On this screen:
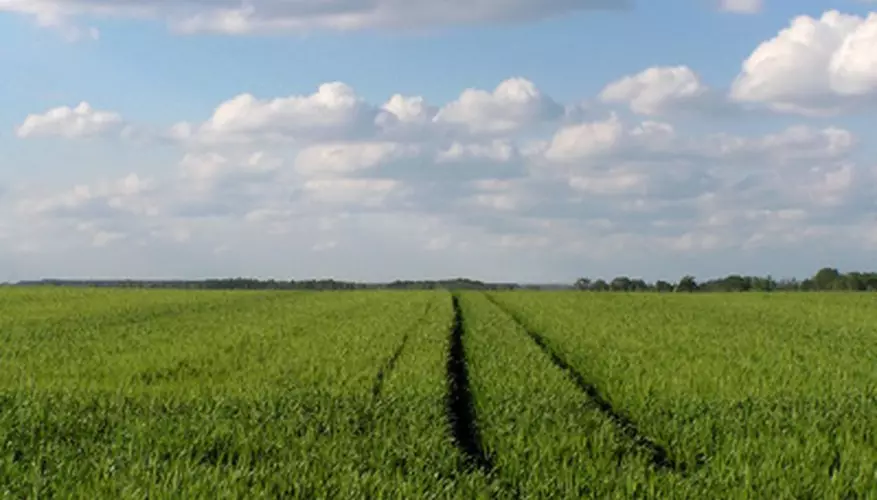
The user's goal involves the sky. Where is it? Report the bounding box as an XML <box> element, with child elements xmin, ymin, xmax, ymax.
<box><xmin>2</xmin><ymin>0</ymin><xmax>877</xmax><ymax>283</ymax></box>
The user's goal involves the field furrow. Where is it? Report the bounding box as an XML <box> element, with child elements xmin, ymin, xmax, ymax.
<box><xmin>338</xmin><ymin>292</ymin><xmax>499</xmax><ymax>497</ymax></box>
<box><xmin>456</xmin><ymin>292</ymin><xmax>675</xmax><ymax>497</ymax></box>
<box><xmin>0</xmin><ymin>291</ymin><xmax>451</xmax><ymax>496</ymax></box>
<box><xmin>484</xmin><ymin>293</ymin><xmax>683</xmax><ymax>472</ymax></box>
<box><xmin>488</xmin><ymin>291</ymin><xmax>877</xmax><ymax>497</ymax></box>
<box><xmin>445</xmin><ymin>294</ymin><xmax>493</xmax><ymax>474</ymax></box>
<box><xmin>3</xmin><ymin>287</ymin><xmax>876</xmax><ymax>497</ymax></box>
<box><xmin>370</xmin><ymin>300</ymin><xmax>434</xmax><ymax>400</ymax></box>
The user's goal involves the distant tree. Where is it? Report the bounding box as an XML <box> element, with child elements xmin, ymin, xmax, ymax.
<box><xmin>21</xmin><ymin>266</ymin><xmax>877</xmax><ymax>293</ymax></box>
<box><xmin>775</xmin><ymin>278</ymin><xmax>799</xmax><ymax>291</ymax></box>
<box><xmin>844</xmin><ymin>272</ymin><xmax>867</xmax><ymax>291</ymax></box>
<box><xmin>813</xmin><ymin>267</ymin><xmax>842</xmax><ymax>290</ymax></box>
<box><xmin>799</xmin><ymin>278</ymin><xmax>816</xmax><ymax>291</ymax></box>
<box><xmin>630</xmin><ymin>279</ymin><xmax>650</xmax><ymax>291</ymax></box>
<box><xmin>591</xmin><ymin>279</ymin><xmax>610</xmax><ymax>292</ymax></box>
<box><xmin>655</xmin><ymin>280</ymin><xmax>674</xmax><ymax>293</ymax></box>
<box><xmin>675</xmin><ymin>275</ymin><xmax>699</xmax><ymax>293</ymax></box>
<box><xmin>574</xmin><ymin>278</ymin><xmax>592</xmax><ymax>291</ymax></box>
<box><xmin>722</xmin><ymin>275</ymin><xmax>750</xmax><ymax>292</ymax></box>
<box><xmin>750</xmin><ymin>275</ymin><xmax>776</xmax><ymax>292</ymax></box>
<box><xmin>610</xmin><ymin>276</ymin><xmax>633</xmax><ymax>292</ymax></box>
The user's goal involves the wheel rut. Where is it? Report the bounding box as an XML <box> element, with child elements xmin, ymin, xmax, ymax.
<box><xmin>445</xmin><ymin>294</ymin><xmax>493</xmax><ymax>473</ymax></box>
<box><xmin>372</xmin><ymin>334</ymin><xmax>410</xmax><ymax>398</ymax></box>
<box><xmin>483</xmin><ymin>293</ymin><xmax>691</xmax><ymax>473</ymax></box>
<box><xmin>370</xmin><ymin>301</ymin><xmax>432</xmax><ymax>400</ymax></box>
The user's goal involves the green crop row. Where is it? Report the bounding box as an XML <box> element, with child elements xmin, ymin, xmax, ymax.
<box><xmin>0</xmin><ymin>290</ymin><xmax>462</xmax><ymax>497</ymax></box>
<box><xmin>456</xmin><ymin>292</ymin><xmax>682</xmax><ymax>497</ymax></box>
<box><xmin>0</xmin><ymin>287</ymin><xmax>253</xmax><ymax>325</ymax></box>
<box><xmin>488</xmin><ymin>291</ymin><xmax>877</xmax><ymax>498</ymax></box>
<box><xmin>3</xmin><ymin>288</ymin><xmax>876</xmax><ymax>498</ymax></box>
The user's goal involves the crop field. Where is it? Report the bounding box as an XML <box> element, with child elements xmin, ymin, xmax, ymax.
<box><xmin>1</xmin><ymin>288</ymin><xmax>876</xmax><ymax>498</ymax></box>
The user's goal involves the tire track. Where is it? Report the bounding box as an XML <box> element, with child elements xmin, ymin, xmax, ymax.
<box><xmin>370</xmin><ymin>300</ymin><xmax>432</xmax><ymax>400</ymax></box>
<box><xmin>446</xmin><ymin>294</ymin><xmax>493</xmax><ymax>473</ymax></box>
<box><xmin>358</xmin><ymin>299</ymin><xmax>434</xmax><ymax>438</ymax></box>
<box><xmin>371</xmin><ymin>334</ymin><xmax>410</xmax><ymax>398</ymax></box>
<box><xmin>483</xmin><ymin>293</ymin><xmax>691</xmax><ymax>473</ymax></box>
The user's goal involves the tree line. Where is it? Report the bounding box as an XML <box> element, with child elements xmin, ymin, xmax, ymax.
<box><xmin>13</xmin><ymin>278</ymin><xmax>519</xmax><ymax>291</ymax></box>
<box><xmin>12</xmin><ymin>267</ymin><xmax>877</xmax><ymax>292</ymax></box>
<box><xmin>574</xmin><ymin>268</ymin><xmax>877</xmax><ymax>292</ymax></box>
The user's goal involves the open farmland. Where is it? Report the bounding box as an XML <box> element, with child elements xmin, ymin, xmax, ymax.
<box><xmin>1</xmin><ymin>288</ymin><xmax>876</xmax><ymax>498</ymax></box>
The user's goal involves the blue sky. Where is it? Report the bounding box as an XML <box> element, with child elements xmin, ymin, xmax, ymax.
<box><xmin>2</xmin><ymin>0</ymin><xmax>877</xmax><ymax>283</ymax></box>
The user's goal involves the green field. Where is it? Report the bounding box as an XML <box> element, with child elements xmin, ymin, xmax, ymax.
<box><xmin>1</xmin><ymin>288</ymin><xmax>876</xmax><ymax>498</ymax></box>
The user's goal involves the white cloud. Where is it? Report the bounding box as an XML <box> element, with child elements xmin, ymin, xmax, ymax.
<box><xmin>793</xmin><ymin>163</ymin><xmax>856</xmax><ymax>207</ymax></box>
<box><xmin>8</xmin><ymin>67</ymin><xmax>877</xmax><ymax>282</ymax></box>
<box><xmin>303</xmin><ymin>178</ymin><xmax>403</xmax><ymax>207</ymax></box>
<box><xmin>464</xmin><ymin>178</ymin><xmax>537</xmax><ymax>212</ymax></box>
<box><xmin>718</xmin><ymin>0</ymin><xmax>763</xmax><ymax>14</ymax></box>
<box><xmin>0</xmin><ymin>0</ymin><xmax>630</xmax><ymax>36</ymax></box>
<box><xmin>169</xmin><ymin>78</ymin><xmax>568</xmax><ymax>147</ymax></box>
<box><xmin>599</xmin><ymin>66</ymin><xmax>715</xmax><ymax>115</ymax></box>
<box><xmin>542</xmin><ymin>114</ymin><xmax>626</xmax><ymax>162</ymax></box>
<box><xmin>706</xmin><ymin>125</ymin><xmax>856</xmax><ymax>164</ymax></box>
<box><xmin>179</xmin><ymin>151</ymin><xmax>280</xmax><ymax>187</ymax></box>
<box><xmin>0</xmin><ymin>0</ymin><xmax>100</xmax><ymax>41</ymax></box>
<box><xmin>470</xmin><ymin>193</ymin><xmax>522</xmax><ymax>211</ymax></box>
<box><xmin>436</xmin><ymin>140</ymin><xmax>518</xmax><ymax>163</ymax></box>
<box><xmin>311</xmin><ymin>240</ymin><xmax>338</xmax><ymax>251</ymax></box>
<box><xmin>52</xmin><ymin>23</ymin><xmax>101</xmax><ymax>42</ymax></box>
<box><xmin>174</xmin><ymin>82</ymin><xmax>375</xmax><ymax>144</ymax></box>
<box><xmin>540</xmin><ymin>114</ymin><xmax>689</xmax><ymax>165</ymax></box>
<box><xmin>295</xmin><ymin>142</ymin><xmax>420</xmax><ymax>177</ymax></box>
<box><xmin>731</xmin><ymin>10</ymin><xmax>877</xmax><ymax>114</ymax></box>
<box><xmin>540</xmin><ymin>112</ymin><xmax>855</xmax><ymax>171</ymax></box>
<box><xmin>377</xmin><ymin>95</ymin><xmax>436</xmax><ymax>128</ymax></box>
<box><xmin>16</xmin><ymin>102</ymin><xmax>124</xmax><ymax>139</ymax></box>
<box><xmin>18</xmin><ymin>174</ymin><xmax>157</xmax><ymax>219</ymax></box>
<box><xmin>434</xmin><ymin>78</ymin><xmax>563</xmax><ymax>135</ymax></box>
<box><xmin>90</xmin><ymin>229</ymin><xmax>127</xmax><ymax>247</ymax></box>
<box><xmin>569</xmin><ymin>171</ymin><xmax>649</xmax><ymax>196</ymax></box>
<box><xmin>179</xmin><ymin>152</ymin><xmax>230</xmax><ymax>183</ymax></box>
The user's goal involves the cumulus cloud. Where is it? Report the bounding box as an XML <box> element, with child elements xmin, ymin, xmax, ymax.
<box><xmin>16</xmin><ymin>102</ymin><xmax>125</xmax><ymax>139</ymax></box>
<box><xmin>731</xmin><ymin>10</ymin><xmax>877</xmax><ymax>114</ymax></box>
<box><xmin>435</xmin><ymin>78</ymin><xmax>564</xmax><ymax>135</ymax></box>
<box><xmin>172</xmin><ymin>82</ymin><xmax>376</xmax><ymax>144</ymax></box>
<box><xmin>718</xmin><ymin>0</ymin><xmax>763</xmax><ymax>14</ymax></box>
<box><xmin>516</xmin><ymin>111</ymin><xmax>863</xmax><ymax>231</ymax></box>
<box><xmin>303</xmin><ymin>178</ymin><xmax>403</xmax><ymax>207</ymax></box>
<box><xmin>540</xmin><ymin>112</ymin><xmax>856</xmax><ymax>169</ymax></box>
<box><xmin>18</xmin><ymin>174</ymin><xmax>157</xmax><ymax>220</ymax></box>
<box><xmin>9</xmin><ymin>64</ymin><xmax>877</xmax><ymax>281</ymax></box>
<box><xmin>599</xmin><ymin>66</ymin><xmax>719</xmax><ymax>115</ymax></box>
<box><xmin>0</xmin><ymin>0</ymin><xmax>630</xmax><ymax>36</ymax></box>
<box><xmin>169</xmin><ymin>78</ymin><xmax>565</xmax><ymax>146</ymax></box>
<box><xmin>541</xmin><ymin>114</ymin><xmax>647</xmax><ymax>163</ymax></box>
<box><xmin>180</xmin><ymin>151</ymin><xmax>281</xmax><ymax>187</ymax></box>
<box><xmin>436</xmin><ymin>140</ymin><xmax>518</xmax><ymax>164</ymax></box>
<box><xmin>295</xmin><ymin>142</ymin><xmax>420</xmax><ymax>177</ymax></box>
<box><xmin>463</xmin><ymin>178</ymin><xmax>539</xmax><ymax>212</ymax></box>
<box><xmin>376</xmin><ymin>95</ymin><xmax>438</xmax><ymax>138</ymax></box>
<box><xmin>705</xmin><ymin>125</ymin><xmax>856</xmax><ymax>164</ymax></box>
<box><xmin>380</xmin><ymin>95</ymin><xmax>434</xmax><ymax>125</ymax></box>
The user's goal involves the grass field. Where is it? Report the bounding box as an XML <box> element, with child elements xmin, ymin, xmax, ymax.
<box><xmin>1</xmin><ymin>288</ymin><xmax>875</xmax><ymax>498</ymax></box>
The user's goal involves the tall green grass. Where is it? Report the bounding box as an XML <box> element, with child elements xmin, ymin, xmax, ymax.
<box><xmin>3</xmin><ymin>288</ymin><xmax>876</xmax><ymax>497</ymax></box>
<box><xmin>489</xmin><ymin>292</ymin><xmax>877</xmax><ymax>497</ymax></box>
<box><xmin>0</xmin><ymin>289</ymin><xmax>475</xmax><ymax>496</ymax></box>
<box><xmin>457</xmin><ymin>292</ymin><xmax>672</xmax><ymax>497</ymax></box>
